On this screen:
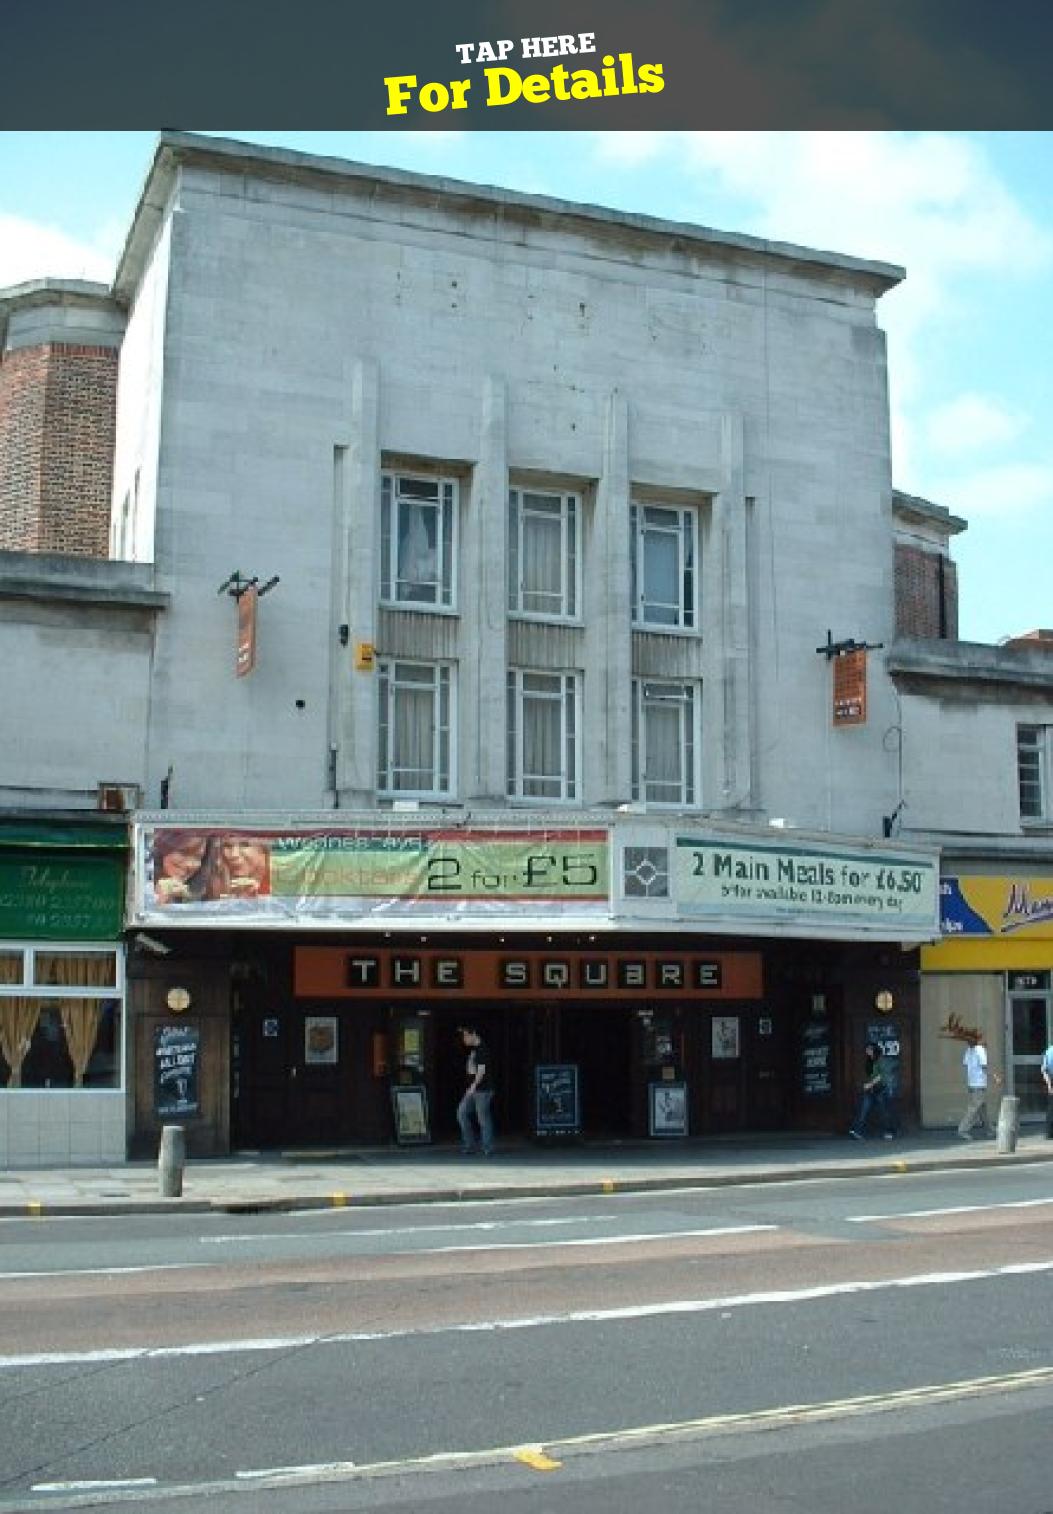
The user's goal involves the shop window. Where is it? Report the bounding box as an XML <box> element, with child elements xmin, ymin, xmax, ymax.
<box><xmin>377</xmin><ymin>659</ymin><xmax>454</xmax><ymax>798</ymax></box>
<box><xmin>506</xmin><ymin>669</ymin><xmax>580</xmax><ymax>803</ymax></box>
<box><xmin>508</xmin><ymin>487</ymin><xmax>580</xmax><ymax>621</ymax></box>
<box><xmin>380</xmin><ymin>472</ymin><xmax>457</xmax><ymax>610</ymax></box>
<box><xmin>0</xmin><ymin>945</ymin><xmax>122</xmax><ymax>1089</ymax></box>
<box><xmin>631</xmin><ymin>679</ymin><xmax>701</xmax><ymax>807</ymax></box>
<box><xmin>630</xmin><ymin>502</ymin><xmax>698</xmax><ymax>630</ymax></box>
<box><xmin>1018</xmin><ymin>725</ymin><xmax>1050</xmax><ymax>821</ymax></box>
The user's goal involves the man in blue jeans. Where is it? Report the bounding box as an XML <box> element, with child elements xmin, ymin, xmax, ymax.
<box><xmin>456</xmin><ymin>1025</ymin><xmax>495</xmax><ymax>1156</ymax></box>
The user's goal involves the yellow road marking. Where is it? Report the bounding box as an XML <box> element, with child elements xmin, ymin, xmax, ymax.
<box><xmin>513</xmin><ymin>1448</ymin><xmax>562</xmax><ymax>1471</ymax></box>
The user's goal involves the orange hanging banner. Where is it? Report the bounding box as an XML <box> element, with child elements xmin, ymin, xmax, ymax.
<box><xmin>236</xmin><ymin>585</ymin><xmax>258</xmax><ymax>678</ymax></box>
<box><xmin>832</xmin><ymin>647</ymin><xmax>867</xmax><ymax>725</ymax></box>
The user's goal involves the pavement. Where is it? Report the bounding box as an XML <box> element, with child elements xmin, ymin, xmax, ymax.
<box><xmin>1</xmin><ymin>1128</ymin><xmax>1052</xmax><ymax>1216</ymax></box>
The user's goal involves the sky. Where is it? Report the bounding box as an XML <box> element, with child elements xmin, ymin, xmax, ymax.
<box><xmin>1</xmin><ymin>129</ymin><xmax>1049</xmax><ymax>645</ymax></box>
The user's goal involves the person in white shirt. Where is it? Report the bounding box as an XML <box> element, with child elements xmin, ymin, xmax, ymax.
<box><xmin>957</xmin><ymin>1030</ymin><xmax>1001</xmax><ymax>1140</ymax></box>
<box><xmin>1041</xmin><ymin>1041</ymin><xmax>1053</xmax><ymax>1140</ymax></box>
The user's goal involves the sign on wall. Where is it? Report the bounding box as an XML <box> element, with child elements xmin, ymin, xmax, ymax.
<box><xmin>832</xmin><ymin>648</ymin><xmax>868</xmax><ymax>726</ymax></box>
<box><xmin>675</xmin><ymin>834</ymin><xmax>939</xmax><ymax>936</ymax></box>
<box><xmin>940</xmin><ymin>876</ymin><xmax>1053</xmax><ymax>938</ymax></box>
<box><xmin>154</xmin><ymin>1023</ymin><xmax>200</xmax><ymax>1118</ymax></box>
<box><xmin>0</xmin><ymin>852</ymin><xmax>124</xmax><ymax>940</ymax></box>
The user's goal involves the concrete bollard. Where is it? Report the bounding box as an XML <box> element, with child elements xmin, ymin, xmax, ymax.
<box><xmin>158</xmin><ymin>1124</ymin><xmax>187</xmax><ymax>1197</ymax></box>
<box><xmin>995</xmin><ymin>1095</ymin><xmax>1020</xmax><ymax>1154</ymax></box>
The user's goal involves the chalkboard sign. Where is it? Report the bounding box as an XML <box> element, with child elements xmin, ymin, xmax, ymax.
<box><xmin>801</xmin><ymin>1020</ymin><xmax>833</xmax><ymax>1098</ymax></box>
<box><xmin>391</xmin><ymin>1085</ymin><xmax>430</xmax><ymax>1144</ymax></box>
<box><xmin>535</xmin><ymin>1064</ymin><xmax>580</xmax><ymax>1135</ymax></box>
<box><xmin>154</xmin><ymin>1023</ymin><xmax>200</xmax><ymax>1118</ymax></box>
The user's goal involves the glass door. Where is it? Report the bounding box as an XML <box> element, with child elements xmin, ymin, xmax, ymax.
<box><xmin>1008</xmin><ymin>971</ymin><xmax>1052</xmax><ymax>1119</ymax></box>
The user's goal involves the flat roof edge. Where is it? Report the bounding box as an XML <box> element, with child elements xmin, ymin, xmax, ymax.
<box><xmin>115</xmin><ymin>130</ymin><xmax>905</xmax><ymax>302</ymax></box>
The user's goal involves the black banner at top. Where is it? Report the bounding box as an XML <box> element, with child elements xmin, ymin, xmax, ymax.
<box><xmin>2</xmin><ymin>0</ymin><xmax>1052</xmax><ymax>128</ymax></box>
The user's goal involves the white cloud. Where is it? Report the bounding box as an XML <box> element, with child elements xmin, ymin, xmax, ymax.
<box><xmin>926</xmin><ymin>393</ymin><xmax>1030</xmax><ymax>456</ymax></box>
<box><xmin>930</xmin><ymin>463</ymin><xmax>1053</xmax><ymax>519</ymax></box>
<box><xmin>0</xmin><ymin>214</ymin><xmax>116</xmax><ymax>289</ymax></box>
<box><xmin>587</xmin><ymin>132</ymin><xmax>1052</xmax><ymax>489</ymax></box>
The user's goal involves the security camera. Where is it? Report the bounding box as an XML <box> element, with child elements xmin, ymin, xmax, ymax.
<box><xmin>134</xmin><ymin>933</ymin><xmax>171</xmax><ymax>957</ymax></box>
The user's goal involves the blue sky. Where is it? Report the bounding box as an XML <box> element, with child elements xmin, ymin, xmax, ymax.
<box><xmin>1</xmin><ymin>130</ymin><xmax>1049</xmax><ymax>645</ymax></box>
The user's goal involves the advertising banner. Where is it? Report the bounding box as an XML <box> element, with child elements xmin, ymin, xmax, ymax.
<box><xmin>675</xmin><ymin>833</ymin><xmax>939</xmax><ymax>937</ymax></box>
<box><xmin>133</xmin><ymin>825</ymin><xmax>610</xmax><ymax>926</ymax></box>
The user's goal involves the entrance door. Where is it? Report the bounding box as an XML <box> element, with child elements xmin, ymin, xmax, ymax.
<box><xmin>1008</xmin><ymin>971</ymin><xmax>1052</xmax><ymax>1120</ymax></box>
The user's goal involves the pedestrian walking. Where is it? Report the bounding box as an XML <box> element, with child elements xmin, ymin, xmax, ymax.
<box><xmin>1041</xmin><ymin>1039</ymin><xmax>1053</xmax><ymax>1140</ymax></box>
<box><xmin>957</xmin><ymin>1029</ymin><xmax>1001</xmax><ymax>1140</ymax></box>
<box><xmin>456</xmin><ymin>1025</ymin><xmax>495</xmax><ymax>1156</ymax></box>
<box><xmin>849</xmin><ymin>1043</ymin><xmax>895</xmax><ymax>1140</ymax></box>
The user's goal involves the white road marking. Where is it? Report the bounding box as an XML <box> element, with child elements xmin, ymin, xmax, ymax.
<box><xmin>199</xmin><ymin>1213</ymin><xmax>627</xmax><ymax>1244</ymax></box>
<box><xmin>235</xmin><ymin>1461</ymin><xmax>357</xmax><ymax>1479</ymax></box>
<box><xmin>849</xmin><ymin>1197</ymin><xmax>1053</xmax><ymax>1223</ymax></box>
<box><xmin>0</xmin><ymin>1262</ymin><xmax>212</xmax><ymax>1281</ymax></box>
<box><xmin>2</xmin><ymin>1257</ymin><xmax>1051</xmax><ymax>1371</ymax></box>
<box><xmin>0</xmin><ymin>1223</ymin><xmax>772</xmax><ymax>1282</ymax></box>
<box><xmin>32</xmin><ymin>1478</ymin><xmax>158</xmax><ymax>1491</ymax></box>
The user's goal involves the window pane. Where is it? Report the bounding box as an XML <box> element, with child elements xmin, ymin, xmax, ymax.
<box><xmin>1018</xmin><ymin>727</ymin><xmax>1045</xmax><ymax>818</ymax></box>
<box><xmin>392</xmin><ymin>681</ymin><xmax>435</xmax><ymax>790</ymax></box>
<box><xmin>522</xmin><ymin>509</ymin><xmax>563</xmax><ymax>614</ymax></box>
<box><xmin>0</xmin><ymin>951</ymin><xmax>24</xmax><ymax>987</ymax></box>
<box><xmin>34</xmin><ymin>951</ymin><xmax>117</xmax><ymax>989</ymax></box>
<box><xmin>0</xmin><ymin>998</ymin><xmax>120</xmax><ymax>1089</ymax></box>
<box><xmin>396</xmin><ymin>500</ymin><xmax>439</xmax><ymax>603</ymax></box>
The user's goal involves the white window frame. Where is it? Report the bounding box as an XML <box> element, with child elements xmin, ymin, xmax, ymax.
<box><xmin>377</xmin><ymin>659</ymin><xmax>455</xmax><ymax>800</ymax></box>
<box><xmin>0</xmin><ymin>943</ymin><xmax>126</xmax><ymax>1091</ymax></box>
<box><xmin>630</xmin><ymin>502</ymin><xmax>699</xmax><ymax>631</ymax></box>
<box><xmin>380</xmin><ymin>472</ymin><xmax>458</xmax><ymax>611</ymax></box>
<box><xmin>506</xmin><ymin>669</ymin><xmax>581</xmax><ymax>804</ymax></box>
<box><xmin>631</xmin><ymin>678</ymin><xmax>701</xmax><ymax>808</ymax></box>
<box><xmin>1018</xmin><ymin>724</ymin><xmax>1051</xmax><ymax>822</ymax></box>
<box><xmin>508</xmin><ymin>487</ymin><xmax>581</xmax><ymax>622</ymax></box>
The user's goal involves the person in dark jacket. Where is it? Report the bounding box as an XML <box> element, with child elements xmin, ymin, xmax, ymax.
<box><xmin>849</xmin><ymin>1043</ymin><xmax>895</xmax><ymax>1141</ymax></box>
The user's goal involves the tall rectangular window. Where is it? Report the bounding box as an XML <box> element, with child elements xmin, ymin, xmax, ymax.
<box><xmin>507</xmin><ymin>669</ymin><xmax>580</xmax><ymax>802</ymax></box>
<box><xmin>631</xmin><ymin>679</ymin><xmax>700</xmax><ymax>807</ymax></box>
<box><xmin>630</xmin><ymin>503</ymin><xmax>698</xmax><ymax>629</ymax></box>
<box><xmin>508</xmin><ymin>488</ymin><xmax>580</xmax><ymax>620</ymax></box>
<box><xmin>1018</xmin><ymin>725</ymin><xmax>1050</xmax><ymax>820</ymax></box>
<box><xmin>380</xmin><ymin>473</ymin><xmax>456</xmax><ymax>609</ymax></box>
<box><xmin>377</xmin><ymin>660</ymin><xmax>453</xmax><ymax>797</ymax></box>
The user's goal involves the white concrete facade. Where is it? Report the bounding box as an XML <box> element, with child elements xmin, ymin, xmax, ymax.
<box><xmin>111</xmin><ymin>134</ymin><xmax>906</xmax><ymax>836</ymax></box>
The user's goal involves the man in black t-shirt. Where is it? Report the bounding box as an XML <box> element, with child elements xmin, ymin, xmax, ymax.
<box><xmin>456</xmin><ymin>1025</ymin><xmax>495</xmax><ymax>1156</ymax></box>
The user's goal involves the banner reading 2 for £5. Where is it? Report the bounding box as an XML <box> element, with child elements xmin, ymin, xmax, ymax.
<box><xmin>134</xmin><ymin>826</ymin><xmax>610</xmax><ymax>925</ymax></box>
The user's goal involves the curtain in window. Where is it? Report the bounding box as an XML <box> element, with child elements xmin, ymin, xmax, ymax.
<box><xmin>646</xmin><ymin>700</ymin><xmax>682</xmax><ymax>801</ymax></box>
<box><xmin>59</xmin><ymin>1001</ymin><xmax>103</xmax><ymax>1086</ymax></box>
<box><xmin>523</xmin><ymin>684</ymin><xmax>560</xmax><ymax>793</ymax></box>
<box><xmin>394</xmin><ymin>679</ymin><xmax>435</xmax><ymax>790</ymax></box>
<box><xmin>522</xmin><ymin>502</ymin><xmax>562</xmax><ymax>614</ymax></box>
<box><xmin>0</xmin><ymin>1000</ymin><xmax>41</xmax><ymax>1087</ymax></box>
<box><xmin>33</xmin><ymin>953</ymin><xmax>113</xmax><ymax>1086</ymax></box>
<box><xmin>398</xmin><ymin>503</ymin><xmax>438</xmax><ymax>599</ymax></box>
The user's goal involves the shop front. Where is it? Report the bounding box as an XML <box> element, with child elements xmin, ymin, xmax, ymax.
<box><xmin>0</xmin><ymin>820</ymin><xmax>128</xmax><ymax>1167</ymax></box>
<box><xmin>125</xmin><ymin>817</ymin><xmax>940</xmax><ymax>1154</ymax></box>
<box><xmin>920</xmin><ymin>871</ymin><xmax>1053</xmax><ymax>1128</ymax></box>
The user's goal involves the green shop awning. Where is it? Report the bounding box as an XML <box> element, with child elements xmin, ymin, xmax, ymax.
<box><xmin>0</xmin><ymin>821</ymin><xmax>129</xmax><ymax>851</ymax></box>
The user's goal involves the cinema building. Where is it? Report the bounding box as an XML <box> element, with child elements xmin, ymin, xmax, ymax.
<box><xmin>49</xmin><ymin>133</ymin><xmax>1053</xmax><ymax>1163</ymax></box>
<box><xmin>44</xmin><ymin>129</ymin><xmax>941</xmax><ymax>1156</ymax></box>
